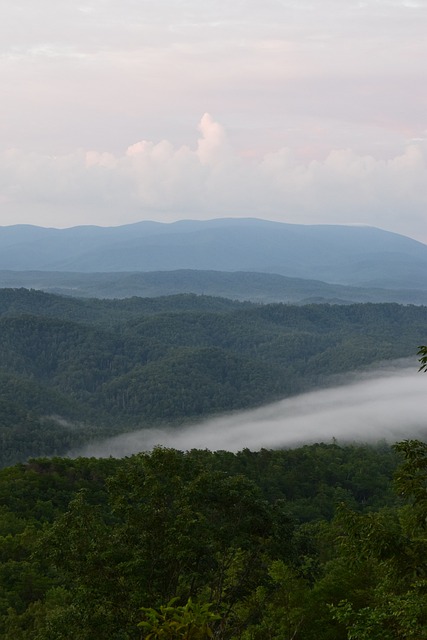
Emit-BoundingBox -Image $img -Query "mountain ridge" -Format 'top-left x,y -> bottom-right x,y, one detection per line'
1,269 -> 427,305
0,218 -> 426,289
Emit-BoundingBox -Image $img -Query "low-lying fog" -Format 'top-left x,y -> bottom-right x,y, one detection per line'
71,360 -> 427,458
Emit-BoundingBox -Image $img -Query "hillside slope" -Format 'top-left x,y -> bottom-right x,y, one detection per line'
0,288 -> 426,466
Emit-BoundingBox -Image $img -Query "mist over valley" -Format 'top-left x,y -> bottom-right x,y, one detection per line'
72,361 -> 426,458
0,281 -> 426,469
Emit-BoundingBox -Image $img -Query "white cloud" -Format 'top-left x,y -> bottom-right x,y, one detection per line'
0,115 -> 426,242
71,362 -> 427,458
196,113 -> 232,165
0,1 -> 426,238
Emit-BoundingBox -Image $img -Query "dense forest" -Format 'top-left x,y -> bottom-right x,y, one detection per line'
1,288 -> 427,637
0,441 -> 426,638
1,288 -> 427,466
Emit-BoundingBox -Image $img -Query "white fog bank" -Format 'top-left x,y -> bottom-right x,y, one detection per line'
71,362 -> 427,458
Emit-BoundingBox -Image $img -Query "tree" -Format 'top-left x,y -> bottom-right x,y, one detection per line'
418,345 -> 427,372
329,440 -> 427,639
138,598 -> 220,639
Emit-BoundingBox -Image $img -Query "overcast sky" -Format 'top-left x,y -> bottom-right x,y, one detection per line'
1,1 -> 427,241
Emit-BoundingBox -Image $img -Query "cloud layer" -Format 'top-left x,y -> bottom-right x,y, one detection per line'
72,362 -> 427,458
1,1 -> 426,239
1,114 -> 427,241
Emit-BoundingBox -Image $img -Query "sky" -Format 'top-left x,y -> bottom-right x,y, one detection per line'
72,361 -> 427,458
1,0 -> 427,242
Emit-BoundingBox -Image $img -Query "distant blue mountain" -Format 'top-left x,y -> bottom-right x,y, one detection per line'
0,218 -> 426,289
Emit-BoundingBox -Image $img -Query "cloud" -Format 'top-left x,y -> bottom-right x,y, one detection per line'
196,113 -> 231,165
70,361 -> 427,459
1,1 -> 426,152
0,114 -> 426,242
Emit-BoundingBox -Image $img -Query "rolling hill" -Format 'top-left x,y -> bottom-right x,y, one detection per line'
0,269 -> 427,304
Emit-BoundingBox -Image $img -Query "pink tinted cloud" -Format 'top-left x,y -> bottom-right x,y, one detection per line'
0,115 -> 426,243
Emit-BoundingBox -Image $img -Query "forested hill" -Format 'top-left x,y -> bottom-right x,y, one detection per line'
0,287 -> 247,323
1,288 -> 427,467
0,442 -> 426,638
2,269 -> 427,305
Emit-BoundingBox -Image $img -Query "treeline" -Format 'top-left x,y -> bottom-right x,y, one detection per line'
0,442 -> 426,638
1,289 -> 427,466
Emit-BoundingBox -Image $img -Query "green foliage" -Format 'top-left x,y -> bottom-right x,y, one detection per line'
0,443 -> 420,639
393,439 -> 427,531
331,583 -> 427,640
327,439 -> 427,640
138,598 -> 220,639
237,560 -> 311,640
417,345 -> 427,372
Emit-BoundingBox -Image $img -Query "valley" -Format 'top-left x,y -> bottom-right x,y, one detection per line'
0,287 -> 426,467
1,220 -> 427,639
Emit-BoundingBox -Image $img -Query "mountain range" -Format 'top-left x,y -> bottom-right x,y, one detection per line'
1,218 -> 427,292
0,218 -> 427,304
